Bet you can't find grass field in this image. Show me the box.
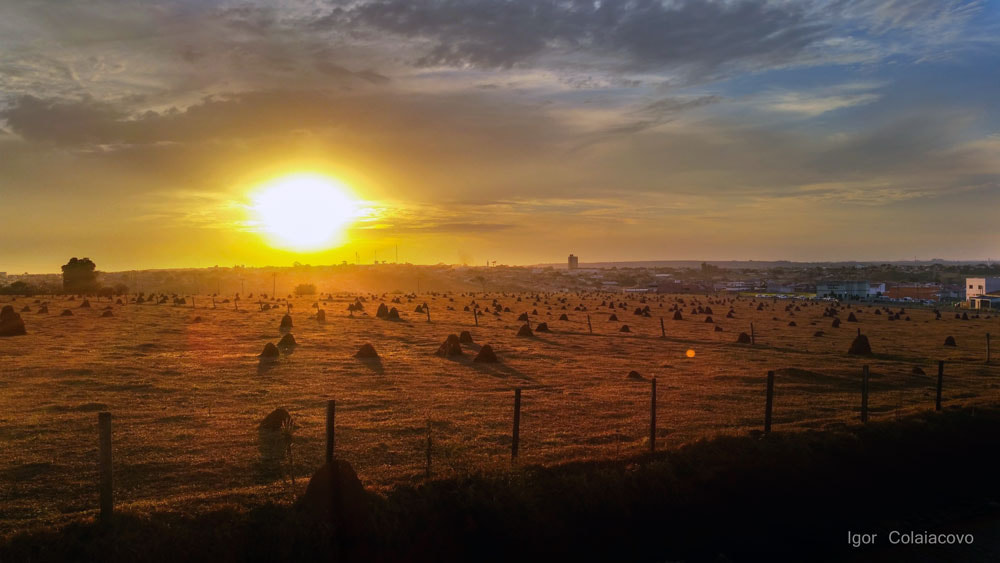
[2,291,999,537]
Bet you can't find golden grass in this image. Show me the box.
[1,292,998,536]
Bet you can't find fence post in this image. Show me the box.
[861,365,870,423]
[660,317,666,338]
[325,400,336,463]
[764,371,774,434]
[936,361,944,412]
[987,333,991,364]
[426,306,431,323]
[751,322,756,345]
[512,388,521,461]
[425,418,432,478]
[473,308,478,326]
[587,315,593,334]
[649,377,657,453]
[98,412,113,523]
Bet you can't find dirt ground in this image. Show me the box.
[2,291,998,536]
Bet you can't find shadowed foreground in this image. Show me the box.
[5,407,1000,562]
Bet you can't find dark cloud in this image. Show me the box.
[314,60,390,85]
[0,89,564,151]
[1,96,127,145]
[335,0,830,73]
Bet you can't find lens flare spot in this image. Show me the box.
[685,349,696,358]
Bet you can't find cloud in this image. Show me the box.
[571,94,723,149]
[335,0,831,75]
[324,0,988,80]
[762,92,881,116]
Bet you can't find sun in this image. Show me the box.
[249,174,358,251]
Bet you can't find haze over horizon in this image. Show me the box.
[2,1,999,274]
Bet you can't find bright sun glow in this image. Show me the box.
[250,174,358,251]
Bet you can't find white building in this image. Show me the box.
[966,277,1000,309]
[868,283,886,297]
[966,278,1000,299]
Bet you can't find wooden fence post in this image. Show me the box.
[512,388,521,461]
[936,361,944,412]
[587,315,593,334]
[325,400,336,463]
[425,418,432,478]
[987,333,991,364]
[98,412,113,523]
[426,306,431,323]
[473,308,478,326]
[861,365,870,423]
[660,317,665,338]
[764,371,774,434]
[649,377,657,453]
[750,322,756,345]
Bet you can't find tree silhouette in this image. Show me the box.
[294,283,317,296]
[61,257,99,293]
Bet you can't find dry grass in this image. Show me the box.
[1,292,999,536]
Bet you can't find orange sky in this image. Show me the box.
[2,1,999,273]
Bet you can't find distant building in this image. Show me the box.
[868,283,886,297]
[568,254,579,270]
[715,281,752,292]
[966,278,1000,299]
[885,283,940,302]
[816,281,869,300]
[939,284,965,301]
[966,277,1000,309]
[622,287,655,293]
[766,280,795,294]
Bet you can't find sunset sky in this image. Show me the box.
[2,0,999,273]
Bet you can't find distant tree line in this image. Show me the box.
[0,258,129,296]
[0,280,60,296]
